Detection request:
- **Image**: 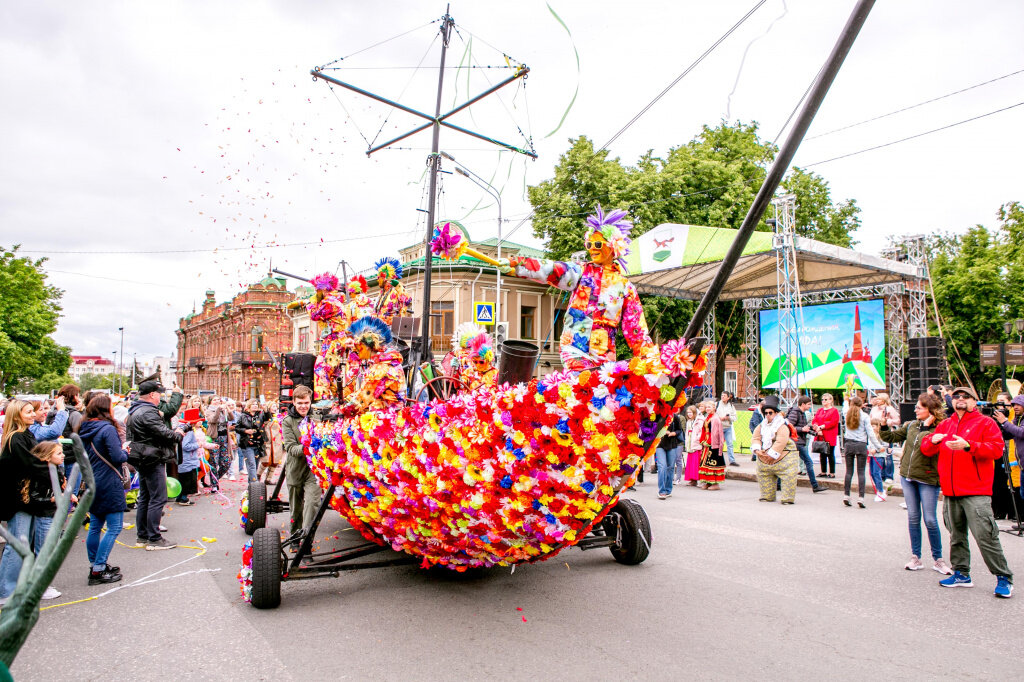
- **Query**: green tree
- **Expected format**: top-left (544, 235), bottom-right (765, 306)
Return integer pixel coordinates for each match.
top-left (0, 246), bottom-right (71, 394)
top-left (22, 372), bottom-right (74, 394)
top-left (529, 122), bottom-right (861, 387)
top-left (928, 201), bottom-right (1024, 392)
top-left (78, 372), bottom-right (130, 393)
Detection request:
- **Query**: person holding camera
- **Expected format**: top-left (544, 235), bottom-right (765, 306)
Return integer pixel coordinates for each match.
top-left (993, 393), bottom-right (1024, 527)
top-left (786, 396), bottom-right (826, 493)
top-left (921, 386), bottom-right (1012, 598)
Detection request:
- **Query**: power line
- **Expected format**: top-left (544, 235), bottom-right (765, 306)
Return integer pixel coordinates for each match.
top-left (806, 67), bottom-right (1024, 140)
top-left (17, 230), bottom-right (414, 256)
top-left (600, 0), bottom-right (767, 152)
top-left (805, 100), bottom-right (1024, 167)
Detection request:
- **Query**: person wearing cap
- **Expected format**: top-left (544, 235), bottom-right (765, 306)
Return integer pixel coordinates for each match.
top-left (126, 379), bottom-right (184, 551)
top-left (993, 394), bottom-right (1024, 529)
top-left (921, 386), bottom-right (1013, 597)
top-left (178, 408), bottom-right (216, 506)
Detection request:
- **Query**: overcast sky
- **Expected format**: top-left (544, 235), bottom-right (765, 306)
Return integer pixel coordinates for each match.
top-left (2, 0), bottom-right (1021, 363)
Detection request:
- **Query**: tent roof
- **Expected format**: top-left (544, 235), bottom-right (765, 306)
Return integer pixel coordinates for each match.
top-left (624, 223), bottom-right (924, 301)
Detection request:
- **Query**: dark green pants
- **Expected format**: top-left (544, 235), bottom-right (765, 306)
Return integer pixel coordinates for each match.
top-left (942, 495), bottom-right (1013, 581)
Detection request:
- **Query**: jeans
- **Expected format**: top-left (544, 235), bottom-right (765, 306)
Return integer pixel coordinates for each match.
top-left (655, 447), bottom-right (679, 496)
top-left (136, 464), bottom-right (168, 542)
top-left (722, 426), bottom-right (736, 464)
top-left (795, 441), bottom-right (819, 488)
top-left (238, 447), bottom-right (258, 483)
top-left (32, 516), bottom-right (53, 556)
top-left (943, 495), bottom-right (1013, 580)
top-left (0, 512), bottom-right (33, 598)
top-left (869, 456), bottom-right (886, 494)
top-left (902, 477), bottom-right (941, 560)
top-left (87, 511), bottom-right (124, 571)
top-left (844, 452), bottom-right (867, 498)
top-left (883, 453), bottom-right (895, 481)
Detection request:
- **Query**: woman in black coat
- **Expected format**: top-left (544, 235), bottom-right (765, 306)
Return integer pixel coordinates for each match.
top-left (0, 399), bottom-right (46, 602)
top-left (79, 395), bottom-right (127, 585)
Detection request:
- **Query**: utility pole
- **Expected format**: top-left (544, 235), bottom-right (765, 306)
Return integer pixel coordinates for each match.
top-left (310, 8), bottom-right (535, 368)
top-left (118, 326), bottom-right (125, 395)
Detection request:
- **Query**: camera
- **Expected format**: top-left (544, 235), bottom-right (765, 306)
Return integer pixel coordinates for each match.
top-left (980, 402), bottom-right (1010, 418)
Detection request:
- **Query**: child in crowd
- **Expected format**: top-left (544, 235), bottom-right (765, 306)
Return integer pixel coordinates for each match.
top-left (23, 441), bottom-right (74, 599)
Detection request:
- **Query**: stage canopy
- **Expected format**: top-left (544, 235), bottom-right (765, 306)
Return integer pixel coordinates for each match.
top-left (623, 223), bottom-right (924, 301)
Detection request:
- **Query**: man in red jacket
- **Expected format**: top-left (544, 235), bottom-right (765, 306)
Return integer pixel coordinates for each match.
top-left (921, 386), bottom-right (1013, 598)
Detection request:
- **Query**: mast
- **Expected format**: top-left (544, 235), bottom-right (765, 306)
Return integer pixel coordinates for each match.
top-left (419, 9), bottom-right (454, 363)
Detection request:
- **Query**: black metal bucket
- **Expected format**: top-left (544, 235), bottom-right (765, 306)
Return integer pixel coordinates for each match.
top-left (496, 340), bottom-right (540, 386)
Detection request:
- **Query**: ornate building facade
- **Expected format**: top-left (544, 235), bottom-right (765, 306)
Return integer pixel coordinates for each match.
top-left (174, 276), bottom-right (294, 400)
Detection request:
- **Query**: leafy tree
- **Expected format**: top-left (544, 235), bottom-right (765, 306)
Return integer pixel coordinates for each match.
top-left (78, 372), bottom-right (130, 393)
top-left (22, 372), bottom-right (74, 395)
top-left (528, 123), bottom-right (861, 388)
top-left (928, 201), bottom-right (1024, 391)
top-left (0, 246), bottom-right (72, 394)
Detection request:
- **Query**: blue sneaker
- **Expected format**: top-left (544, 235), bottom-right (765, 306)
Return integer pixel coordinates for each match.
top-left (939, 571), bottom-right (973, 588)
top-left (994, 576), bottom-right (1013, 598)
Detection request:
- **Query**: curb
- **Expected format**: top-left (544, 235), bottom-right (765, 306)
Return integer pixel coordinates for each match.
top-left (724, 468), bottom-right (904, 497)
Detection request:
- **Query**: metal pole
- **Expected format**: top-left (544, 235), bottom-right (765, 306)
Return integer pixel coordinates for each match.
top-left (118, 326), bottom-right (124, 394)
top-left (684, 0), bottom-right (876, 340)
top-left (1001, 342), bottom-right (1008, 393)
top-left (419, 11), bottom-right (454, 364)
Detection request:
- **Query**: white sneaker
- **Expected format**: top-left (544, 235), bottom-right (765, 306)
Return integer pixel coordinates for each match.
top-left (41, 586), bottom-right (61, 600)
top-left (228, 474), bottom-right (237, 481)
top-left (904, 556), bottom-right (923, 571)
top-left (899, 502), bottom-right (907, 509)
top-left (933, 558), bottom-right (953, 575)
top-left (874, 492), bottom-right (887, 502)
top-left (158, 524), bottom-right (168, 532)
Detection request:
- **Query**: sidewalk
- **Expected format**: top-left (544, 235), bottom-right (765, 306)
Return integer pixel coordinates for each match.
top-left (721, 448), bottom-right (904, 497)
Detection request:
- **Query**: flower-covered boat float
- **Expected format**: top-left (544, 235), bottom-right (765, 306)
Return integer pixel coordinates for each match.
top-left (240, 208), bottom-right (709, 609)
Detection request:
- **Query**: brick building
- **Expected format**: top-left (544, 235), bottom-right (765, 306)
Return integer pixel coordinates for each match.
top-left (174, 276), bottom-right (294, 400)
top-left (68, 355), bottom-right (116, 382)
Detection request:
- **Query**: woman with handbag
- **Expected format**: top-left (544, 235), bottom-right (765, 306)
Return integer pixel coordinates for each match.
top-left (811, 393), bottom-right (841, 478)
top-left (79, 394), bottom-right (127, 585)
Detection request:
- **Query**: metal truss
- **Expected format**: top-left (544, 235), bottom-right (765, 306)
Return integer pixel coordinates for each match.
top-left (701, 306), bottom-right (717, 399)
top-left (885, 285), bottom-right (907, 403)
top-left (743, 299), bottom-right (760, 401)
top-left (773, 195), bottom-right (799, 405)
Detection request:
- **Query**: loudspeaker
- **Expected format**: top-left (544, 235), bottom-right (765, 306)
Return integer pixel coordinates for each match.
top-left (282, 353), bottom-right (315, 389)
top-left (899, 402), bottom-right (917, 423)
top-left (907, 337), bottom-right (946, 390)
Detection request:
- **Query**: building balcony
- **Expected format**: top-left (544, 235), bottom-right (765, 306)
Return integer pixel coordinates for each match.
top-left (187, 357), bottom-right (205, 370)
top-left (231, 350), bottom-right (273, 366)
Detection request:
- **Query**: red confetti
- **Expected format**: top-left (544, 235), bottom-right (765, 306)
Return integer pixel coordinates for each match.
top-left (522, 616), bottom-right (527, 622)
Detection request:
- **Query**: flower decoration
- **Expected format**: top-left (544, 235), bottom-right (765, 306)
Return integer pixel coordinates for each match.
top-left (374, 256), bottom-right (404, 284)
top-left (238, 490), bottom-right (249, 530)
top-left (468, 331), bottom-right (494, 364)
top-left (660, 339), bottom-right (696, 377)
top-left (430, 222), bottom-right (469, 261)
top-left (300, 338), bottom-right (687, 571)
top-left (238, 538), bottom-right (253, 603)
top-left (310, 272), bottom-right (340, 292)
top-left (346, 274), bottom-right (368, 295)
top-left (586, 204), bottom-right (633, 268)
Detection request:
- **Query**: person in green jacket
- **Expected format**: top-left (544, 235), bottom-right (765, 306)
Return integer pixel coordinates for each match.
top-left (281, 385), bottom-right (321, 535)
top-left (880, 393), bottom-right (952, 574)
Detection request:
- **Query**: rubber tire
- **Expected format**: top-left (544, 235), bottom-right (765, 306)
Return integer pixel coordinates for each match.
top-left (244, 481), bottom-right (267, 536)
top-left (607, 498), bottom-right (652, 565)
top-left (250, 527), bottom-right (282, 609)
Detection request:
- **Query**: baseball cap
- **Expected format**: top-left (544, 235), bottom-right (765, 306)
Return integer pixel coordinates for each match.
top-left (951, 386), bottom-right (978, 400)
top-left (138, 379), bottom-right (165, 395)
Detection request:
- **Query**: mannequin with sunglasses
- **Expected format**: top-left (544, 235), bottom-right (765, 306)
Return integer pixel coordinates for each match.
top-left (499, 206), bottom-right (652, 372)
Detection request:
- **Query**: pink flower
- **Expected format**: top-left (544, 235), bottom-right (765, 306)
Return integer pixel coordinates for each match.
top-left (660, 339), bottom-right (695, 377)
top-left (430, 222), bottom-right (467, 260)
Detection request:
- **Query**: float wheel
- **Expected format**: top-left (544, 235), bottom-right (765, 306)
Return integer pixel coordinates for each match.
top-left (244, 481), bottom-right (267, 536)
top-left (250, 527), bottom-right (282, 609)
top-left (606, 498), bottom-right (652, 565)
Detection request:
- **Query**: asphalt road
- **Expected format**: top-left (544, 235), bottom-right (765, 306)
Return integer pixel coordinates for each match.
top-left (9, 474), bottom-right (1024, 681)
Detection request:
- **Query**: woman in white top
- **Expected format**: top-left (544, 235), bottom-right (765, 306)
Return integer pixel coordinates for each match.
top-left (715, 392), bottom-right (738, 466)
top-left (683, 404), bottom-right (704, 486)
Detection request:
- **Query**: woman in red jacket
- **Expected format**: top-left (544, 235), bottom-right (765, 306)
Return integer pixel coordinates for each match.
top-left (812, 393), bottom-right (840, 478)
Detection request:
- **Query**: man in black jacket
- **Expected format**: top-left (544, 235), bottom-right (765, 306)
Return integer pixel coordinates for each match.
top-left (787, 396), bottom-right (826, 493)
top-left (127, 379), bottom-right (183, 550)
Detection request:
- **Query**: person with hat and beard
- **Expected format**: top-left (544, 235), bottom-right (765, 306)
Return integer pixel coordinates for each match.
top-left (922, 386), bottom-right (1013, 597)
top-left (752, 396), bottom-right (796, 503)
top-left (126, 378), bottom-right (184, 550)
top-left (993, 394), bottom-right (1024, 530)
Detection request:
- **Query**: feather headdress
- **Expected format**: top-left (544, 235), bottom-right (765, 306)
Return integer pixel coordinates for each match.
top-left (310, 272), bottom-right (340, 292)
top-left (347, 274), bottom-right (368, 295)
top-left (349, 315), bottom-right (393, 351)
top-left (374, 256), bottom-right (404, 284)
top-left (585, 204), bottom-right (633, 267)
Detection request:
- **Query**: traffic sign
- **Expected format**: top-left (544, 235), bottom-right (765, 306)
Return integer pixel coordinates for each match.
top-left (474, 301), bottom-right (494, 325)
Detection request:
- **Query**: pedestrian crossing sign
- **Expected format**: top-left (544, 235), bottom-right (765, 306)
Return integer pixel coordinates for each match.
top-left (474, 302), bottom-right (494, 325)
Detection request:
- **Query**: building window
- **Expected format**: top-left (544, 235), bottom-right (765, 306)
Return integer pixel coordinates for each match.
top-left (725, 370), bottom-right (738, 396)
top-left (251, 326), bottom-right (264, 352)
top-left (298, 326), bottom-right (309, 352)
top-left (430, 302), bottom-right (454, 352)
top-left (521, 305), bottom-right (536, 340)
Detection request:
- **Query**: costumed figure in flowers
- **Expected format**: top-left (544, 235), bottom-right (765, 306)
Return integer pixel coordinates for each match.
top-left (288, 272), bottom-right (349, 401)
top-left (500, 206), bottom-right (653, 372)
top-left (448, 322), bottom-right (497, 390)
top-left (373, 256), bottom-right (412, 326)
top-left (342, 316), bottom-right (406, 415)
top-left (344, 275), bottom-right (375, 326)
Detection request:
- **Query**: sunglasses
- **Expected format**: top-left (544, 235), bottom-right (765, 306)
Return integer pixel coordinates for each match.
top-left (584, 240), bottom-right (604, 249)
top-left (952, 393), bottom-right (971, 399)
top-left (763, 409), bottom-right (776, 416)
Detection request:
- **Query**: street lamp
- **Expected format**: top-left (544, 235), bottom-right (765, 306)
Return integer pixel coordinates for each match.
top-left (118, 326), bottom-right (125, 395)
top-left (111, 351), bottom-right (118, 393)
top-left (440, 151), bottom-right (503, 333)
top-left (1016, 317), bottom-right (1024, 337)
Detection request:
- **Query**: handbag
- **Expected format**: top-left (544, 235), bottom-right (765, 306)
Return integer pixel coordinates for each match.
top-left (91, 443), bottom-right (132, 490)
top-left (811, 439), bottom-right (830, 455)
